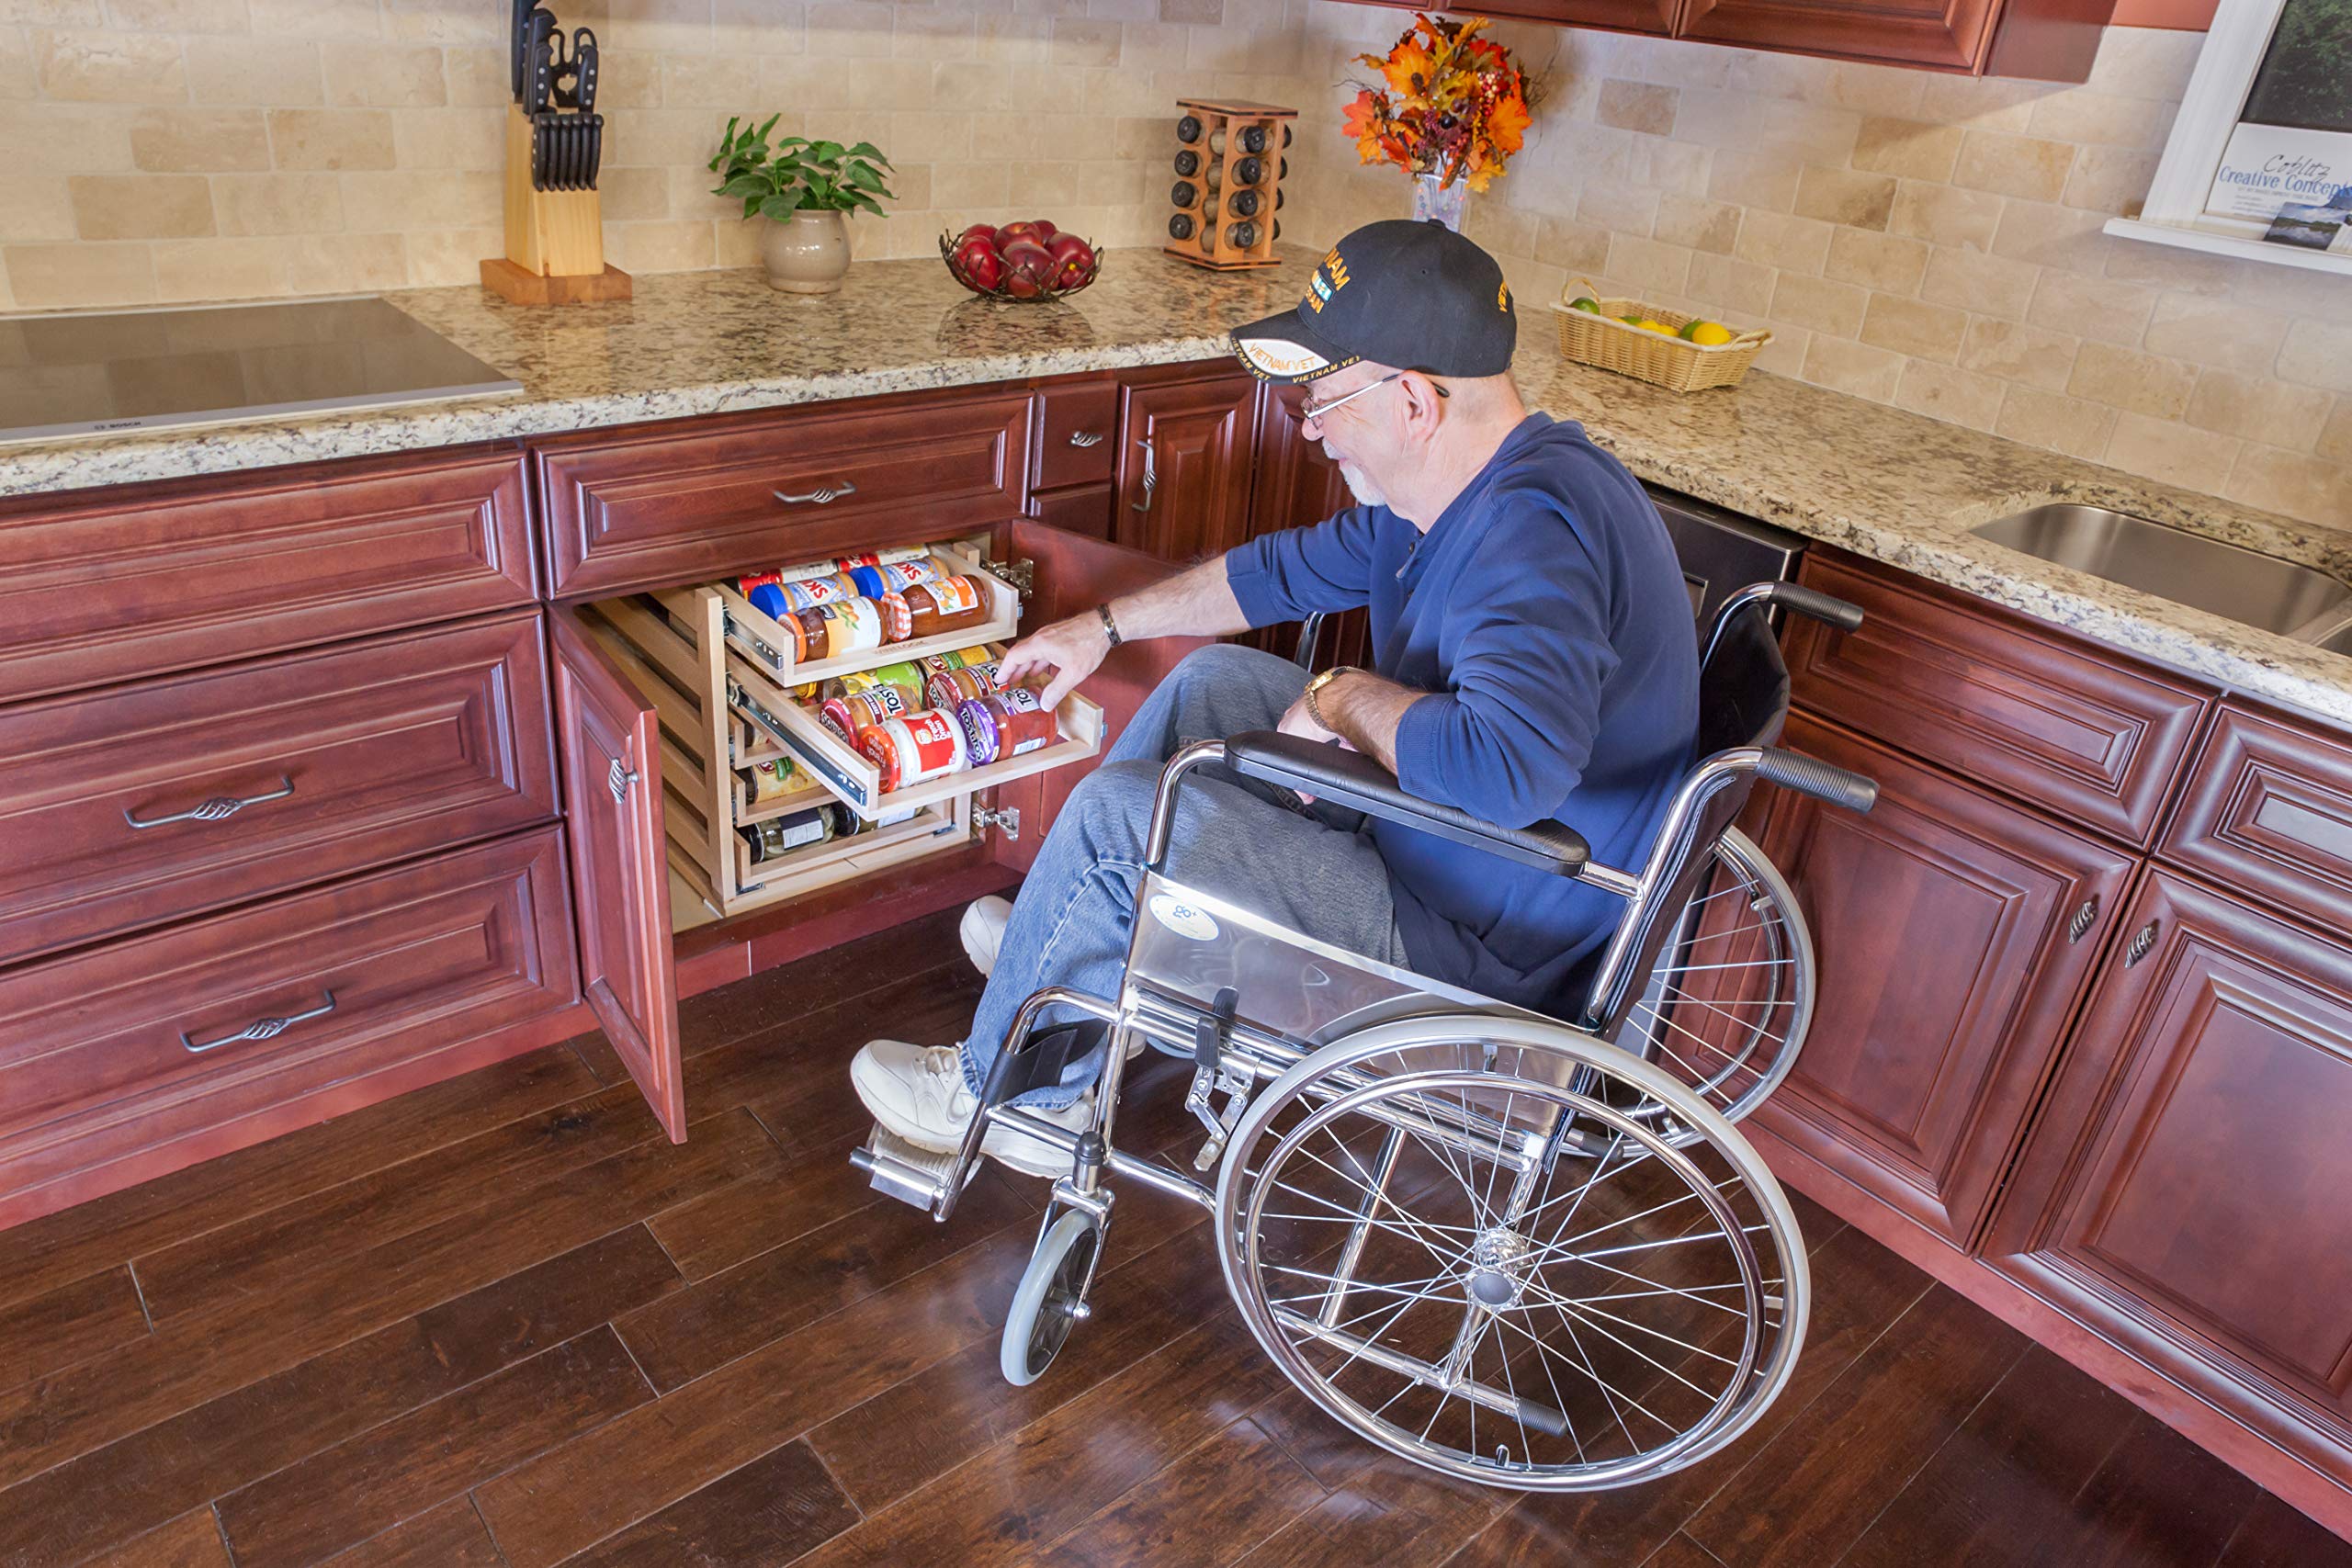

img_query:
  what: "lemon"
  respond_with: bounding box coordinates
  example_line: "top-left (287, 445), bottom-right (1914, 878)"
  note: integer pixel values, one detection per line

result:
top-left (1633, 318), bottom-right (1677, 335)
top-left (1680, 320), bottom-right (1736, 346)
top-left (1567, 296), bottom-right (1600, 313)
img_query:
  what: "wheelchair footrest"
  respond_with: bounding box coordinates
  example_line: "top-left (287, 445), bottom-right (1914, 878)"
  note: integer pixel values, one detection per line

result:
top-left (980, 1020), bottom-right (1110, 1108)
top-left (852, 1126), bottom-right (978, 1212)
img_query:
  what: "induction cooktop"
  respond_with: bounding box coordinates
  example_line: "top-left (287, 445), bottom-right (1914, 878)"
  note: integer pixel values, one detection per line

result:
top-left (0, 296), bottom-right (523, 444)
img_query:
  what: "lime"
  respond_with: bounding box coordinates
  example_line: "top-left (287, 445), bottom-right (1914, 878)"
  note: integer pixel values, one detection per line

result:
top-left (1567, 296), bottom-right (1600, 313)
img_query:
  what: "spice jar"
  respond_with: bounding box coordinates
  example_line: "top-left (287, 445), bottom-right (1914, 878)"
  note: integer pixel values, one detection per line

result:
top-left (857, 709), bottom-right (967, 793)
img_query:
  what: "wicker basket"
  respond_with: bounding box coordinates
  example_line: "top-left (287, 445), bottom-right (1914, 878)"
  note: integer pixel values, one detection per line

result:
top-left (1550, 280), bottom-right (1770, 393)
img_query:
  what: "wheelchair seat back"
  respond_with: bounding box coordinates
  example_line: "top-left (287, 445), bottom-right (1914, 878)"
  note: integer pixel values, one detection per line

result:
top-left (1579, 599), bottom-right (1792, 1037)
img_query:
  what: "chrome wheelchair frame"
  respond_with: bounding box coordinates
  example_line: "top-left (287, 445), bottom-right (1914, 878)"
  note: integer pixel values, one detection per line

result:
top-left (853, 580), bottom-right (1878, 1491)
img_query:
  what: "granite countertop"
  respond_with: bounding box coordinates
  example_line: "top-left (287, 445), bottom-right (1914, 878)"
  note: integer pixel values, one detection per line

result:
top-left (4, 244), bottom-right (2348, 725)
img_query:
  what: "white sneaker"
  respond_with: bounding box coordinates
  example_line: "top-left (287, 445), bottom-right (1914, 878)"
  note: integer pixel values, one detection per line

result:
top-left (849, 1038), bottom-right (1092, 1179)
top-left (959, 896), bottom-right (1012, 977)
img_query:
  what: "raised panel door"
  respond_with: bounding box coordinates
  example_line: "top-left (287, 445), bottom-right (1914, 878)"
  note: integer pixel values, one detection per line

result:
top-left (1351, 0), bottom-right (1675, 33)
top-left (1988, 870), bottom-right (2352, 1481)
top-left (1677, 0), bottom-right (2002, 69)
top-left (551, 609), bottom-right (683, 1141)
top-left (1747, 714), bottom-right (2135, 1248)
top-left (1114, 367), bottom-right (1260, 565)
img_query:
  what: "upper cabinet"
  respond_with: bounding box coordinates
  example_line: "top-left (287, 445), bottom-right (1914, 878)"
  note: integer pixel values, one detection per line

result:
top-left (1348, 0), bottom-right (2116, 80)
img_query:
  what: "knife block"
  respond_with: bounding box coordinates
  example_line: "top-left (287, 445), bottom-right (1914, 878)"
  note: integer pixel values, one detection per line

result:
top-left (481, 102), bottom-right (630, 305)
top-left (1163, 98), bottom-right (1294, 273)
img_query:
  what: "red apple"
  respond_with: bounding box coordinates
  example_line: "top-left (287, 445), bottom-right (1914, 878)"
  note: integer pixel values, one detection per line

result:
top-left (1003, 270), bottom-right (1043, 299)
top-left (1030, 218), bottom-right (1058, 241)
top-left (956, 223), bottom-right (997, 249)
top-left (955, 237), bottom-right (1004, 290)
top-left (1046, 232), bottom-right (1094, 288)
top-left (1001, 240), bottom-right (1055, 287)
top-left (996, 220), bottom-right (1042, 248)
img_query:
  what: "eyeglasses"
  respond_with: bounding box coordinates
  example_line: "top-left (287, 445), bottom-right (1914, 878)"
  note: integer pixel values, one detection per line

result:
top-left (1297, 370), bottom-right (1449, 425)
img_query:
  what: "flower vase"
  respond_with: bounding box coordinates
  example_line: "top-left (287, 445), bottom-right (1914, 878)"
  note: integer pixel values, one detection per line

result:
top-left (1412, 172), bottom-right (1466, 232)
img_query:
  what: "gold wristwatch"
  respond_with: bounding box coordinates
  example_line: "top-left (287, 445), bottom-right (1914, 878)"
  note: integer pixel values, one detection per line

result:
top-left (1303, 664), bottom-right (1359, 731)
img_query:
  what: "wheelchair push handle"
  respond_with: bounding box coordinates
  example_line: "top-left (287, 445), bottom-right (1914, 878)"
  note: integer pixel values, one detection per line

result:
top-left (1770, 582), bottom-right (1865, 631)
top-left (1758, 746), bottom-right (1879, 813)
top-left (1222, 731), bottom-right (1592, 877)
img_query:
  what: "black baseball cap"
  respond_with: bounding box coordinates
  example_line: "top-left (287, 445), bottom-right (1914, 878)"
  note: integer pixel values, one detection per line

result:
top-left (1230, 219), bottom-right (1516, 384)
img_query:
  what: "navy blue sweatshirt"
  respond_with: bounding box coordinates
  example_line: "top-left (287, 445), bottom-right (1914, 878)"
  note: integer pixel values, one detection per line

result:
top-left (1224, 413), bottom-right (1698, 1018)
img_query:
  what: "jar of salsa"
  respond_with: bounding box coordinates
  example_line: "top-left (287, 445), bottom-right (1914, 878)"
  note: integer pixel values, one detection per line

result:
top-left (857, 709), bottom-right (967, 794)
top-left (818, 682), bottom-right (918, 746)
top-left (956, 688), bottom-right (1057, 766)
top-left (847, 553), bottom-right (955, 599)
top-left (903, 576), bottom-right (990, 639)
top-left (924, 660), bottom-right (1000, 709)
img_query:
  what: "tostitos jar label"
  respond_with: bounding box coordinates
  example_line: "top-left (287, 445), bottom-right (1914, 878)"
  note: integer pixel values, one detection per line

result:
top-left (955, 697), bottom-right (1002, 766)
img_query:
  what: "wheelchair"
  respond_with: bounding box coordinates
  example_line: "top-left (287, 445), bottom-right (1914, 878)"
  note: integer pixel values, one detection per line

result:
top-left (853, 580), bottom-right (1878, 1492)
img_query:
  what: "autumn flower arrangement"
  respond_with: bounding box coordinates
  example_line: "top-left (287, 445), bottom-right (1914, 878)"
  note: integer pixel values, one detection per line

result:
top-left (1342, 13), bottom-right (1532, 193)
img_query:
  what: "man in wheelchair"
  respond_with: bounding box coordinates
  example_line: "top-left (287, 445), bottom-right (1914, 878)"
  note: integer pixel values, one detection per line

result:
top-left (852, 219), bottom-right (1702, 1175)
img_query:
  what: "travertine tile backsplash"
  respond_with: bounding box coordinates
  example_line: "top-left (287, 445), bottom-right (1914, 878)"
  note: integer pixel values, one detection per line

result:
top-left (0, 0), bottom-right (2344, 526)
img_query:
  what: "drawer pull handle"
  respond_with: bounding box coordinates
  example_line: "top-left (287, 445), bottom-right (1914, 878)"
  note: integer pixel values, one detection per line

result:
top-left (1067, 430), bottom-right (1104, 448)
top-left (774, 481), bottom-right (857, 506)
top-left (1131, 439), bottom-right (1156, 513)
top-left (124, 775), bottom-right (295, 831)
top-left (608, 757), bottom-right (637, 803)
top-left (2067, 895), bottom-right (2099, 943)
top-left (180, 990), bottom-right (336, 1055)
top-left (2124, 919), bottom-right (2160, 968)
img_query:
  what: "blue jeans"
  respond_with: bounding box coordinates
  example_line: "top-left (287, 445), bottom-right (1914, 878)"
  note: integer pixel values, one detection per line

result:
top-left (959, 644), bottom-right (1409, 1109)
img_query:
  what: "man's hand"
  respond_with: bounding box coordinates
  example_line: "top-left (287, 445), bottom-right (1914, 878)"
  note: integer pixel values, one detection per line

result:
top-left (996, 610), bottom-right (1112, 710)
top-left (1274, 689), bottom-right (1350, 805)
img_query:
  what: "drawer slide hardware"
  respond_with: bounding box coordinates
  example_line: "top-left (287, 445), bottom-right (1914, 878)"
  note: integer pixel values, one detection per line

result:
top-left (181, 989), bottom-right (337, 1055)
top-left (774, 481), bottom-right (857, 506)
top-left (973, 805), bottom-right (1020, 840)
top-left (124, 775), bottom-right (295, 830)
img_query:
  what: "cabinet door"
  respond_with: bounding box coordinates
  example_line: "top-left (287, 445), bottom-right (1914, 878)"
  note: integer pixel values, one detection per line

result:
top-left (551, 609), bottom-right (684, 1142)
top-left (1987, 871), bottom-right (2352, 1477)
top-left (1676, 0), bottom-right (2000, 69)
top-left (1747, 715), bottom-right (2135, 1249)
top-left (986, 522), bottom-right (1210, 874)
top-left (1114, 366), bottom-right (1261, 564)
top-left (1246, 383), bottom-right (1371, 670)
top-left (1355, 0), bottom-right (1674, 32)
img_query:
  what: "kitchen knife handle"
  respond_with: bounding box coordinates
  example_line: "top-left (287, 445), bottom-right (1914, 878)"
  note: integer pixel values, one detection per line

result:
top-left (575, 28), bottom-right (598, 112)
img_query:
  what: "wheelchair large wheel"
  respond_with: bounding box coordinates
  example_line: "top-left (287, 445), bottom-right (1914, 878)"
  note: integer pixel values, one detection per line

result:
top-left (1214, 1013), bottom-right (1807, 1491)
top-left (1611, 827), bottom-right (1813, 1136)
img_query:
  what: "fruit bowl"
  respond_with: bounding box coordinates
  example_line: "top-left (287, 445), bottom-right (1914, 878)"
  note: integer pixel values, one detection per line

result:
top-left (940, 221), bottom-right (1102, 302)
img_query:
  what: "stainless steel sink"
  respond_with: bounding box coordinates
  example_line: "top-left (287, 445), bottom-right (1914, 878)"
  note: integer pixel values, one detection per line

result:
top-left (1969, 503), bottom-right (2352, 645)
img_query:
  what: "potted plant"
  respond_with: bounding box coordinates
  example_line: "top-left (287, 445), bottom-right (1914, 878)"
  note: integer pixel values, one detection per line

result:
top-left (1342, 14), bottom-right (1533, 231)
top-left (708, 118), bottom-right (895, 294)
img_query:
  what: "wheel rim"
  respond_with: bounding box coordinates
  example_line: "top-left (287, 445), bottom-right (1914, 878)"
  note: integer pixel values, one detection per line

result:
top-left (1611, 828), bottom-right (1814, 1136)
top-left (1214, 1016), bottom-right (1809, 1492)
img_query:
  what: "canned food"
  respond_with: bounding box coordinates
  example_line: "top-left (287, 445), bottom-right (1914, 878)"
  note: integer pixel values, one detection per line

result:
top-left (857, 709), bottom-right (967, 794)
top-left (846, 661), bottom-right (923, 694)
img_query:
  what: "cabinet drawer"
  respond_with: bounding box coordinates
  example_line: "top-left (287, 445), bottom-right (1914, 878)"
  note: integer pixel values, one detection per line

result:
top-left (1790, 552), bottom-right (2211, 845)
top-left (1035, 379), bottom-right (1118, 491)
top-left (0, 446), bottom-right (536, 705)
top-left (0, 612), bottom-right (558, 967)
top-left (0, 828), bottom-right (579, 1224)
top-left (2161, 700), bottom-right (2352, 931)
top-left (537, 390), bottom-right (1033, 598)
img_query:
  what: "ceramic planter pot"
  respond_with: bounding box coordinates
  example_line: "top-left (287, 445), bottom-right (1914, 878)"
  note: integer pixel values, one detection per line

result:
top-left (761, 209), bottom-right (851, 294)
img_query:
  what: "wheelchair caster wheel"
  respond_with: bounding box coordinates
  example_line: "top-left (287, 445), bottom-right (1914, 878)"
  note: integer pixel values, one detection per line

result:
top-left (1001, 1210), bottom-right (1100, 1386)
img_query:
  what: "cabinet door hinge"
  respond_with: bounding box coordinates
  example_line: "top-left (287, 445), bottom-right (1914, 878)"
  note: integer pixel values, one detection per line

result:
top-left (973, 806), bottom-right (1020, 840)
top-left (980, 558), bottom-right (1035, 597)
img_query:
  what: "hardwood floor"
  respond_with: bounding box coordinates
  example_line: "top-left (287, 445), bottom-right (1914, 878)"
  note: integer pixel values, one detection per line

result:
top-left (1, 905), bottom-right (2346, 1567)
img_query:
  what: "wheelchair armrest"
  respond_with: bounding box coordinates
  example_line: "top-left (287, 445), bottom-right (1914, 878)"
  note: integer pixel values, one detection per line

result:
top-left (1223, 730), bottom-right (1591, 877)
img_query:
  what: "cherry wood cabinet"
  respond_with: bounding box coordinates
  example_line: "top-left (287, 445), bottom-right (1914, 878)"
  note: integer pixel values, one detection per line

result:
top-left (1985, 870), bottom-right (2352, 1494)
top-left (1350, 0), bottom-right (2116, 79)
top-left (1244, 381), bottom-right (1371, 669)
top-left (1748, 712), bottom-right (2134, 1249)
top-left (1113, 363), bottom-right (1261, 565)
top-left (551, 609), bottom-right (684, 1144)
